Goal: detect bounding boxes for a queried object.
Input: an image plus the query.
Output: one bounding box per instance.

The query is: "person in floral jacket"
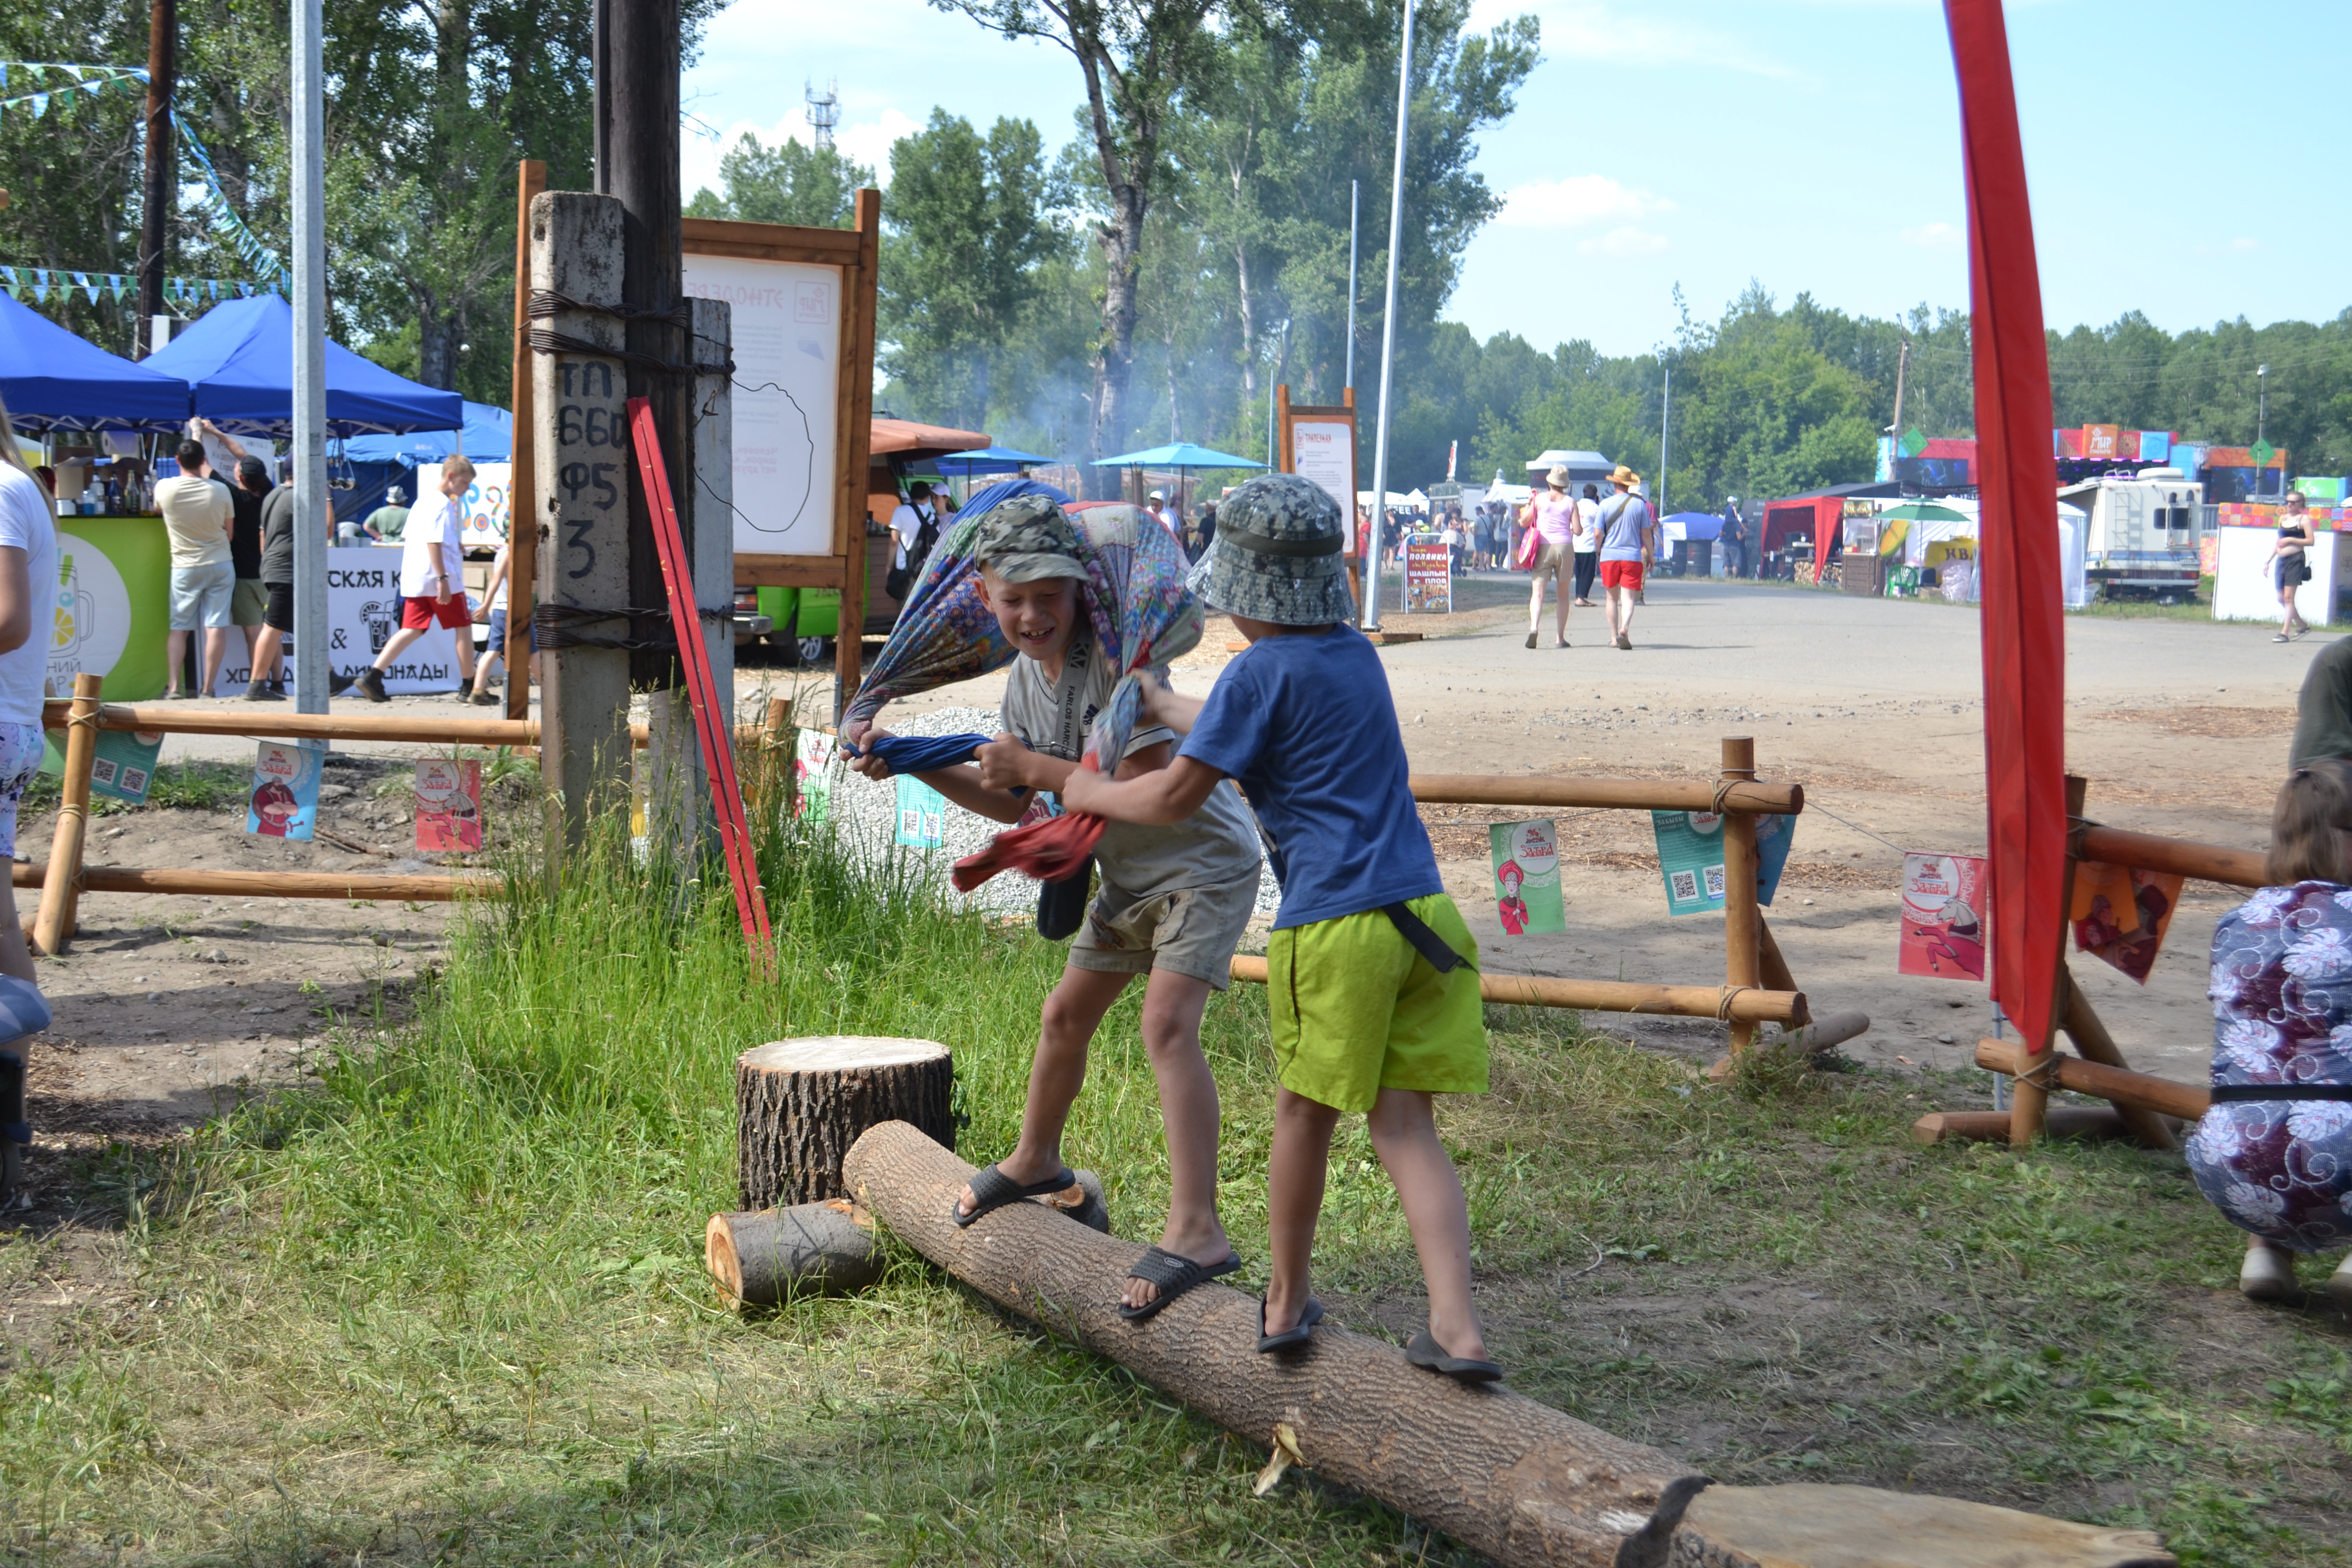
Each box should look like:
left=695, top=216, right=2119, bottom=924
left=2189, top=761, right=2352, bottom=1307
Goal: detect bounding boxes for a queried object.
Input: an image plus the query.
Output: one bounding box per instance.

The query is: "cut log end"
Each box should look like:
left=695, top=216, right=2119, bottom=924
left=736, top=1035, right=953, bottom=1209
left=706, top=1200, right=883, bottom=1306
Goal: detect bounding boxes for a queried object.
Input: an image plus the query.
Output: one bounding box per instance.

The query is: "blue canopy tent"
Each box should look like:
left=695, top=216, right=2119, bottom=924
left=1091, top=442, right=1266, bottom=472
left=1659, top=510, right=1724, bottom=542
left=341, top=400, right=512, bottom=465
left=933, top=444, right=1051, bottom=479
left=143, top=295, right=462, bottom=437
left=0, top=291, right=191, bottom=433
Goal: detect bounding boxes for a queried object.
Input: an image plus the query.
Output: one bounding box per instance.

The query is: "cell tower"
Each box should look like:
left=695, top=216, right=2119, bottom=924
left=805, top=80, right=840, bottom=151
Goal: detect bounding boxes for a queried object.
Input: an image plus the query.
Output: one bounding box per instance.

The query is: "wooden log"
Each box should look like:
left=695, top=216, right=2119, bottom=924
left=2013, top=777, right=2089, bottom=1146
left=42, top=699, right=538, bottom=746
left=737, top=1037, right=954, bottom=1209
left=506, top=157, right=546, bottom=723
left=1974, top=1039, right=2211, bottom=1121
left=1703, top=1009, right=1870, bottom=1082
left=13, top=863, right=491, bottom=901
left=2076, top=824, right=2264, bottom=892
left=1912, top=1107, right=2140, bottom=1146
left=1228, top=954, right=1808, bottom=1026
left=1410, top=773, right=1801, bottom=816
left=1756, top=916, right=1799, bottom=994
left=1721, top=738, right=1762, bottom=1055
left=34, top=674, right=103, bottom=955
left=844, top=1121, right=2171, bottom=1568
left=2062, top=981, right=2174, bottom=1151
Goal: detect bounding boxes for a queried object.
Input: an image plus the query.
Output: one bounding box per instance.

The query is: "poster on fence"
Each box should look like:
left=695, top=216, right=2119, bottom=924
left=1648, top=810, right=1797, bottom=917
left=1899, top=852, right=1987, bottom=980
left=42, top=726, right=164, bottom=804
left=2071, top=859, right=2183, bottom=984
left=1405, top=538, right=1453, bottom=613
left=247, top=740, right=324, bottom=841
left=894, top=774, right=946, bottom=848
left=210, top=546, right=467, bottom=697
left=414, top=759, right=484, bottom=852
left=1488, top=819, right=1566, bottom=935
left=795, top=728, right=840, bottom=825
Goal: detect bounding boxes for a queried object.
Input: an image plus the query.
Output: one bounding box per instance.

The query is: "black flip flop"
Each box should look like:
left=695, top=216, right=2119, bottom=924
left=1255, top=1295, right=1324, bottom=1353
left=1405, top=1329, right=1504, bottom=1384
left=952, top=1162, right=1078, bottom=1228
left=1118, top=1247, right=1242, bottom=1322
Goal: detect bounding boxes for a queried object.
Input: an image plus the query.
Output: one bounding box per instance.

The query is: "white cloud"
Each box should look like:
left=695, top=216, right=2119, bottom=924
left=680, top=108, right=922, bottom=197
left=1497, top=174, right=1674, bottom=230
left=2230, top=236, right=2258, bottom=253
left=1898, top=222, right=1962, bottom=249
left=1576, top=226, right=1670, bottom=257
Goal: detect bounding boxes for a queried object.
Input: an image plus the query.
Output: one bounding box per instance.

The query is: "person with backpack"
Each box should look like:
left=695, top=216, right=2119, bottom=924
left=1596, top=464, right=1654, bottom=650
left=886, top=482, right=942, bottom=604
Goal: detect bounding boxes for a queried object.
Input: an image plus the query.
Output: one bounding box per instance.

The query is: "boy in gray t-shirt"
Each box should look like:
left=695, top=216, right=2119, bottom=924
left=846, top=498, right=1261, bottom=1319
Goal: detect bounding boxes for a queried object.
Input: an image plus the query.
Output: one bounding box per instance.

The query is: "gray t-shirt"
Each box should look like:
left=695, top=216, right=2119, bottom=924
left=1598, top=493, right=1652, bottom=561
left=1001, top=628, right=1263, bottom=897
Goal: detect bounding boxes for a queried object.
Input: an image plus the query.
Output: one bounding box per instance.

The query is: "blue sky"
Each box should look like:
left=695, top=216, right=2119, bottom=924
left=682, top=0, right=2347, bottom=358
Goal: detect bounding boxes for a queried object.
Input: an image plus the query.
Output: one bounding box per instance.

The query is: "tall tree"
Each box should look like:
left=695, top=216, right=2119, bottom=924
left=876, top=110, right=1064, bottom=433
left=686, top=134, right=875, bottom=228
left=932, top=0, right=1219, bottom=494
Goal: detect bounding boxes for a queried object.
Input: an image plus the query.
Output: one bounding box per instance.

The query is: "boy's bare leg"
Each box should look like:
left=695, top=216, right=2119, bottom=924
left=955, top=966, right=1132, bottom=1219
left=0, top=884, right=31, bottom=984
left=1367, top=1087, right=1489, bottom=1362
left=1121, top=967, right=1233, bottom=1310
left=1265, top=1086, right=1342, bottom=1334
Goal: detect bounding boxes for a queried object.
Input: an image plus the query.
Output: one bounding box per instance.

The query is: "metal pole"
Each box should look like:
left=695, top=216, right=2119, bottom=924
left=1363, top=0, right=1413, bottom=632
left=136, top=0, right=175, bottom=358
left=1345, top=179, right=1359, bottom=393
left=290, top=0, right=327, bottom=715
left=1658, top=365, right=1670, bottom=519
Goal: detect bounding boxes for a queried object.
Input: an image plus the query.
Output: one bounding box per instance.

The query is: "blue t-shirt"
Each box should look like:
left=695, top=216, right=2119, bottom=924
left=1178, top=625, right=1442, bottom=929
left=1597, top=493, right=1652, bottom=561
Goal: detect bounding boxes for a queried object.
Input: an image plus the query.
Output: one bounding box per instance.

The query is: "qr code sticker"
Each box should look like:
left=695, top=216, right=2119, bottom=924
left=899, top=808, right=920, bottom=836
left=1669, top=870, right=1699, bottom=901
left=922, top=811, right=943, bottom=840
left=1703, top=864, right=1727, bottom=898
left=91, top=758, right=118, bottom=786
left=122, top=767, right=149, bottom=793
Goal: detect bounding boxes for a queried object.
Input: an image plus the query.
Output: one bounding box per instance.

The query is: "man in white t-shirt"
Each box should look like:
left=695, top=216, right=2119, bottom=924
left=350, top=458, right=475, bottom=701
left=888, top=482, right=938, bottom=571
left=155, top=437, right=236, bottom=698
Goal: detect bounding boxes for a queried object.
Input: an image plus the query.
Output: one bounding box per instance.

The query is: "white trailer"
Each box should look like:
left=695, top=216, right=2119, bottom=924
left=2056, top=467, right=2204, bottom=604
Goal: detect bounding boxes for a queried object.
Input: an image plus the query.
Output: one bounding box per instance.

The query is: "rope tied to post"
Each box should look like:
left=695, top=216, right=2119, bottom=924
left=1715, top=986, right=1754, bottom=1023
left=534, top=600, right=729, bottom=653
left=525, top=326, right=735, bottom=380
left=1710, top=778, right=1738, bottom=816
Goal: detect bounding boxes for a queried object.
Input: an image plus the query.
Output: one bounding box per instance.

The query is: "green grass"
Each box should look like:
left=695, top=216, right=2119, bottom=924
left=1, top=795, right=2347, bottom=1564
left=19, top=757, right=251, bottom=820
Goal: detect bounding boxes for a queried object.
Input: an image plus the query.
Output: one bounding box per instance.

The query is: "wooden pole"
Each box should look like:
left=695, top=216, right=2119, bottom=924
left=2075, top=824, right=2264, bottom=890
left=1411, top=773, right=1800, bottom=815
left=1976, top=1038, right=2210, bottom=1121
left=1721, top=737, right=1761, bottom=1055
left=33, top=674, right=103, bottom=955
left=834, top=188, right=881, bottom=722
left=135, top=0, right=175, bottom=358
left=2062, top=985, right=2174, bottom=1150
left=736, top=1037, right=954, bottom=1209
left=506, top=158, right=546, bottom=721
left=1913, top=1107, right=2137, bottom=1145
left=1228, top=955, right=1806, bottom=1026
left=2012, top=775, right=2086, bottom=1145
left=15, top=864, right=491, bottom=901
left=844, top=1121, right=2172, bottom=1568
left=45, top=700, right=536, bottom=745
left=1756, top=917, right=1799, bottom=994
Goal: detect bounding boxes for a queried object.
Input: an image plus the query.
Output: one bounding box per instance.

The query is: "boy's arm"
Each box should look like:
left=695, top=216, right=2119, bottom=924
left=1058, top=755, right=1225, bottom=826
left=916, top=763, right=1030, bottom=825
left=1140, top=676, right=1205, bottom=736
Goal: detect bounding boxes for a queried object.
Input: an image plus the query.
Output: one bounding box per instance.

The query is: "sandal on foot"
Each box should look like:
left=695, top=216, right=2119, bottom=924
left=1255, top=1295, right=1324, bottom=1353
left=2275, top=633, right=2293, bottom=643
left=1118, top=1246, right=1241, bottom=1321
left=1524, top=631, right=1538, bottom=649
left=952, top=1162, right=1077, bottom=1228
left=1405, top=1329, right=1505, bottom=1383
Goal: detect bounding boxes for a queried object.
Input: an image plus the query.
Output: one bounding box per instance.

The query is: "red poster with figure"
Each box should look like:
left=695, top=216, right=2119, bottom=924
left=1900, top=852, right=1988, bottom=981
left=414, top=758, right=484, bottom=852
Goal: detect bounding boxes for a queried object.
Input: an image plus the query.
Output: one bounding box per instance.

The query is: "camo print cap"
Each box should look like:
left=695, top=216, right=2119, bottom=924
left=971, top=494, right=1089, bottom=583
left=1188, top=473, right=1356, bottom=626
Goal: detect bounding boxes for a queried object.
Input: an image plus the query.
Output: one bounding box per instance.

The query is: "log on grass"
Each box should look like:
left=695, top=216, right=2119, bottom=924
left=736, top=1037, right=953, bottom=1209
left=13, top=863, right=490, bottom=901
left=1973, top=1040, right=2210, bottom=1122
left=844, top=1121, right=2172, bottom=1568
left=1910, top=1107, right=2141, bottom=1146
left=1705, top=1009, right=1870, bottom=1081
left=1228, top=955, right=1808, bottom=1027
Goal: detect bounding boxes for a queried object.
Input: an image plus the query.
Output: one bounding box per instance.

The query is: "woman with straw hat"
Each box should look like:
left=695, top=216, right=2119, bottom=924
left=1517, top=464, right=1578, bottom=649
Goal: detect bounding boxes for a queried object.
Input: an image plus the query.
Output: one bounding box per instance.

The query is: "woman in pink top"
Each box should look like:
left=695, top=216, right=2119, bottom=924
left=1520, top=464, right=1578, bottom=649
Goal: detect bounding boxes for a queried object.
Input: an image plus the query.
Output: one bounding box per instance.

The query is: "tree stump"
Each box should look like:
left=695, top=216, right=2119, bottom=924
left=736, top=1037, right=953, bottom=1209
left=706, top=1200, right=884, bottom=1305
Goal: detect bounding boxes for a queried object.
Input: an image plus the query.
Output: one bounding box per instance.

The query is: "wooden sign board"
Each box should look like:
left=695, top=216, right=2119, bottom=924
left=1276, top=385, right=1358, bottom=557
left=680, top=198, right=882, bottom=703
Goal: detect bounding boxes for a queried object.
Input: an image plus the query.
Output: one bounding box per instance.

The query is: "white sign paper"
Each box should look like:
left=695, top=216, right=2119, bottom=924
left=683, top=254, right=844, bottom=558
left=1291, top=419, right=1356, bottom=556
left=215, top=546, right=463, bottom=696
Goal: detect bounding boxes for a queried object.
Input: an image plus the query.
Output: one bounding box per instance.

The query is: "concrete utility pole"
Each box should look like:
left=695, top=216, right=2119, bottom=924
left=644, top=297, right=735, bottom=854
left=1344, top=179, right=1359, bottom=393
left=136, top=0, right=174, bottom=358
left=290, top=0, right=328, bottom=715
left=1363, top=0, right=1414, bottom=632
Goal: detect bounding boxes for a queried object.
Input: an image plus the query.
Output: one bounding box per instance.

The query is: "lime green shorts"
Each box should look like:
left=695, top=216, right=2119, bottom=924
left=1267, top=893, right=1488, bottom=1113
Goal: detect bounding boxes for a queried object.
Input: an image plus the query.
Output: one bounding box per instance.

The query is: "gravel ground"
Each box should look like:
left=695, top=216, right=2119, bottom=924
left=821, top=704, right=1283, bottom=924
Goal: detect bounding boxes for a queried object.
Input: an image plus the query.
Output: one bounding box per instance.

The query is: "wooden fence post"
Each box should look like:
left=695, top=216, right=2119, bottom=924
left=1721, top=736, right=1761, bottom=1054
left=33, top=673, right=103, bottom=955
left=2010, top=772, right=2087, bottom=1145
left=505, top=158, right=546, bottom=722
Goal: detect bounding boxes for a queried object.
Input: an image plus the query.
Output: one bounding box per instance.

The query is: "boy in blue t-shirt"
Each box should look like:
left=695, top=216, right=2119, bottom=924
left=978, top=474, right=1501, bottom=1380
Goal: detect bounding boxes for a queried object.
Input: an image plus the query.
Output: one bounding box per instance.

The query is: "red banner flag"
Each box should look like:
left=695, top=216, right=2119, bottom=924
left=1946, top=0, right=2066, bottom=1050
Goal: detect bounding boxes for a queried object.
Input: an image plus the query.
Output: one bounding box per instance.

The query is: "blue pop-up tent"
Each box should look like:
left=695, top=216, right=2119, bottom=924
left=1092, top=442, right=1265, bottom=471
left=0, top=291, right=192, bottom=433
left=144, top=295, right=462, bottom=436
left=934, top=444, right=1052, bottom=478
left=341, top=400, right=512, bottom=465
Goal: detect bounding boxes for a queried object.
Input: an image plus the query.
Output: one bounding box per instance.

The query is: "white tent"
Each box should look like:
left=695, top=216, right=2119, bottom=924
left=1357, top=490, right=1416, bottom=508
left=1893, top=498, right=2089, bottom=607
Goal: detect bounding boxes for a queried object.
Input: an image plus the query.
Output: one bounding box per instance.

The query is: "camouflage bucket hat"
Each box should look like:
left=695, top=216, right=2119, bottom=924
left=1192, top=473, right=1356, bottom=626
left=971, top=494, right=1088, bottom=583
